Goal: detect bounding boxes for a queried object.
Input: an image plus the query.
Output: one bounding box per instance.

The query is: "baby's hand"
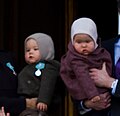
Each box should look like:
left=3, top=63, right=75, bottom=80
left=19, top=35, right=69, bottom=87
left=37, top=102, right=48, bottom=111
left=91, top=96, right=101, bottom=103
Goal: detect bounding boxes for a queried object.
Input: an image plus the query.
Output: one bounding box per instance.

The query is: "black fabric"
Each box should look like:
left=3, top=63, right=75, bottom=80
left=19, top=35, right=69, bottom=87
left=0, top=51, right=18, bottom=97
left=19, top=108, right=48, bottom=116
left=0, top=51, right=26, bottom=116
left=78, top=109, right=110, bottom=116
left=0, top=97, right=26, bottom=116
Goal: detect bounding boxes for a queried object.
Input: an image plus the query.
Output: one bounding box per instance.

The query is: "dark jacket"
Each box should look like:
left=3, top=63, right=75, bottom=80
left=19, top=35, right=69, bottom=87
left=18, top=60, right=60, bottom=107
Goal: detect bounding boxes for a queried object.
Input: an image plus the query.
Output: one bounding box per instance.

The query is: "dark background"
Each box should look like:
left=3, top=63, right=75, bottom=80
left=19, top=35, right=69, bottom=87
left=76, top=0, right=118, bottom=40
left=0, top=0, right=118, bottom=70
left=0, top=0, right=118, bottom=115
left=0, top=0, right=65, bottom=70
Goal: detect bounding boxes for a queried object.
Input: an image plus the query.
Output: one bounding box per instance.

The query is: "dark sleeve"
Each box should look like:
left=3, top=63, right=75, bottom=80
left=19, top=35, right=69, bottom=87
left=114, top=80, right=120, bottom=97
left=0, top=97, right=26, bottom=116
left=72, top=99, right=92, bottom=115
left=37, top=60, right=60, bottom=106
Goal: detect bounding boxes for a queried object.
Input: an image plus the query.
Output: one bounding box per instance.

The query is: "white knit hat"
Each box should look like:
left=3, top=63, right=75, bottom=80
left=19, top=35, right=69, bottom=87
left=71, top=17, right=98, bottom=49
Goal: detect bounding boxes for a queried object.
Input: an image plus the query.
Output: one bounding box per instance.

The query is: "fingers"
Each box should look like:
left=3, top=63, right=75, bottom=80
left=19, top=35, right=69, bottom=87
left=100, top=92, right=111, bottom=109
left=89, top=69, right=97, bottom=78
left=6, top=113, right=10, bottom=116
left=102, top=92, right=111, bottom=99
left=89, top=62, right=106, bottom=72
left=91, top=96, right=101, bottom=102
left=37, top=103, right=47, bottom=111
left=90, top=76, right=96, bottom=80
left=1, top=107, right=4, bottom=113
left=102, top=62, right=106, bottom=71
left=0, top=107, right=5, bottom=116
left=89, top=68, right=98, bottom=72
left=105, top=103, right=111, bottom=108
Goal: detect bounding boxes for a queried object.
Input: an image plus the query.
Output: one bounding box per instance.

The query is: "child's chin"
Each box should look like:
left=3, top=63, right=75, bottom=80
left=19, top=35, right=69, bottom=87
left=82, top=53, right=89, bottom=55
left=28, top=61, right=36, bottom=64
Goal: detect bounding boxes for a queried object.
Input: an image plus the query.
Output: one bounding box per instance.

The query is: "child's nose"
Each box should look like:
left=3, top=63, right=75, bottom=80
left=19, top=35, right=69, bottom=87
left=29, top=49, right=34, bottom=54
left=81, top=43, right=87, bottom=47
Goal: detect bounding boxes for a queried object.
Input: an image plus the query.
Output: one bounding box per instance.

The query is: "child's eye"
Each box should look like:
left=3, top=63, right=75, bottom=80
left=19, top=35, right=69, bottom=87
left=26, top=49, right=30, bottom=52
left=86, top=41, right=89, bottom=43
left=77, top=41, right=81, bottom=43
left=34, top=48, right=39, bottom=50
left=86, top=40, right=91, bottom=43
left=76, top=40, right=81, bottom=43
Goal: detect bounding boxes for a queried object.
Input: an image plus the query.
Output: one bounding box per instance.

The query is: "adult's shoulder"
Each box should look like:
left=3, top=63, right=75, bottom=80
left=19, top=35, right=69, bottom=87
left=102, top=38, right=114, bottom=45
left=101, top=38, right=115, bottom=51
left=102, top=35, right=120, bottom=46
